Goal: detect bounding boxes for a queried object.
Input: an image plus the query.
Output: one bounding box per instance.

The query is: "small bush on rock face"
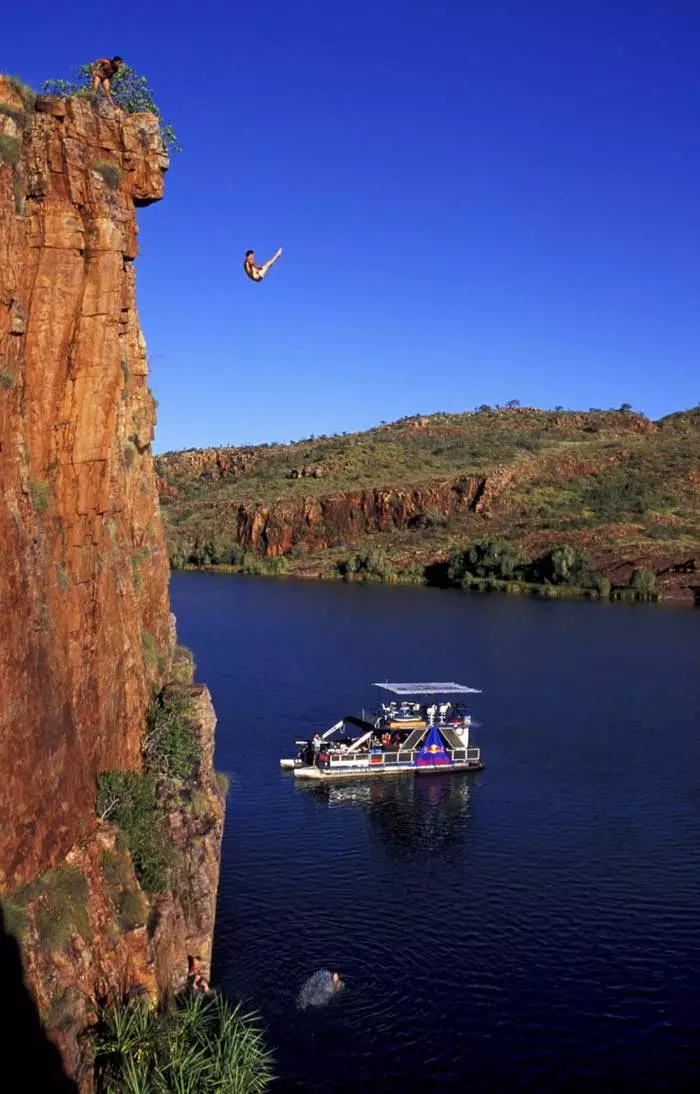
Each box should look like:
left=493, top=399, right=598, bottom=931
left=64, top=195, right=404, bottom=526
left=143, top=690, right=200, bottom=782
left=97, top=771, right=171, bottom=894
left=94, top=159, right=122, bottom=189
left=629, top=568, right=658, bottom=599
left=29, top=476, right=51, bottom=512
left=0, top=133, right=21, bottom=166
left=102, top=850, right=147, bottom=931
left=33, top=866, right=92, bottom=952
left=0, top=100, right=29, bottom=127
left=1, top=75, right=36, bottom=111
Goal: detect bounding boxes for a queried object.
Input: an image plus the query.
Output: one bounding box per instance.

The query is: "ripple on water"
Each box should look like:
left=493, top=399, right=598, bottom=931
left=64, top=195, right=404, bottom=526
left=171, top=574, right=700, bottom=1093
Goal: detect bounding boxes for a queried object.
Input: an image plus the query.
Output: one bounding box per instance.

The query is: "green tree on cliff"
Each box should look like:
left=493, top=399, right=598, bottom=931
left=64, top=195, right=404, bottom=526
left=43, top=63, right=179, bottom=151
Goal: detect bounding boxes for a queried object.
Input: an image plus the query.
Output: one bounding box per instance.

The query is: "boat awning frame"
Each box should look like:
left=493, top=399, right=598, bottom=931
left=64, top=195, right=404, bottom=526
left=373, top=682, right=482, bottom=696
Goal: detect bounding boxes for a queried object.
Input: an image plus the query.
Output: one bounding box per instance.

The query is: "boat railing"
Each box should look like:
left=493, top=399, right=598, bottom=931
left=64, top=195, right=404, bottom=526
left=324, top=746, right=481, bottom=768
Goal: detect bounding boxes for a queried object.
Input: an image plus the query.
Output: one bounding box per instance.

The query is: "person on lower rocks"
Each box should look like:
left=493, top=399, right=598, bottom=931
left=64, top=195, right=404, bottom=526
left=244, top=247, right=283, bottom=283
left=91, top=56, right=124, bottom=107
left=187, top=954, right=211, bottom=998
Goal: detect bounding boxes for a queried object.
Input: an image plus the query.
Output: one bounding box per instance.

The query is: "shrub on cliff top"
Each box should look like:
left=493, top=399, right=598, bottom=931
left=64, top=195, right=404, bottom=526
left=97, top=771, right=171, bottom=894
left=43, top=63, right=180, bottom=152
left=0, top=74, right=36, bottom=111
left=94, top=993, right=273, bottom=1094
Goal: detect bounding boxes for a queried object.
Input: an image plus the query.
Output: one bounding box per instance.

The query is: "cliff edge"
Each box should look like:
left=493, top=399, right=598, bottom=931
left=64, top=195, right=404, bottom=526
left=0, top=78, right=223, bottom=1086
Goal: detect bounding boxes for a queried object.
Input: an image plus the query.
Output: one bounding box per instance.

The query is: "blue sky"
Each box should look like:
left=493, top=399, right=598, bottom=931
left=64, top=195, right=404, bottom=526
left=7, top=0, right=700, bottom=450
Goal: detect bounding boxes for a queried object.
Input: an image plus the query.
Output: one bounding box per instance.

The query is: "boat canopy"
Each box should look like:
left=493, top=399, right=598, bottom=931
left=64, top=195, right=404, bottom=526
left=373, top=682, right=481, bottom=696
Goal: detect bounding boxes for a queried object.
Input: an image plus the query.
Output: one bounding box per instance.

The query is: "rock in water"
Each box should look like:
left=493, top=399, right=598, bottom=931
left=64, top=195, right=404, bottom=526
left=297, top=969, right=337, bottom=1010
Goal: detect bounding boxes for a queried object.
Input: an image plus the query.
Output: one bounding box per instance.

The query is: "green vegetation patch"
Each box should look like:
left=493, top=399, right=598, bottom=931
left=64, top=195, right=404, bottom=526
left=143, top=690, right=200, bottom=781
left=131, top=547, right=149, bottom=590
left=32, top=866, right=92, bottom=952
left=46, top=986, right=82, bottom=1032
left=43, top=62, right=180, bottom=152
left=29, top=475, right=51, bottom=513
left=97, top=771, right=171, bottom=894
left=0, top=133, right=21, bottom=166
left=215, top=771, right=230, bottom=797
left=0, top=368, right=14, bottom=391
left=1, top=75, right=36, bottom=111
left=94, top=992, right=273, bottom=1093
left=93, top=159, right=122, bottom=190
left=102, top=850, right=147, bottom=931
left=170, top=644, right=195, bottom=685
left=0, top=100, right=29, bottom=128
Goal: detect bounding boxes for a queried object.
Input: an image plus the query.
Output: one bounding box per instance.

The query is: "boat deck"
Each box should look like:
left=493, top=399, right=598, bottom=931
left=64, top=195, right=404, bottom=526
left=294, top=758, right=484, bottom=781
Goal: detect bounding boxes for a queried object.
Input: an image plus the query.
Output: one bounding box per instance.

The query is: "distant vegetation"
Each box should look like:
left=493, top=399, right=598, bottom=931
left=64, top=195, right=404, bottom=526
left=156, top=406, right=700, bottom=602
left=333, top=538, right=660, bottom=602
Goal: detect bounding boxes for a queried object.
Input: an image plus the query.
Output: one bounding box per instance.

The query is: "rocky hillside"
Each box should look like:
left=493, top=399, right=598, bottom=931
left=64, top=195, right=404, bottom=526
left=0, top=77, right=222, bottom=1087
left=156, top=406, right=700, bottom=600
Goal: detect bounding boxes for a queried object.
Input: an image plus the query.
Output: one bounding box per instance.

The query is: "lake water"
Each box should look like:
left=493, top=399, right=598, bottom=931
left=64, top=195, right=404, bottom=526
left=170, top=573, right=700, bottom=1092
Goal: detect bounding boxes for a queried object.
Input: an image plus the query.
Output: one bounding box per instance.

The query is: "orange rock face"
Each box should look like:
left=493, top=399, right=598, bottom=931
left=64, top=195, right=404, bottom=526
left=0, top=80, right=170, bottom=888
left=1, top=82, right=223, bottom=1086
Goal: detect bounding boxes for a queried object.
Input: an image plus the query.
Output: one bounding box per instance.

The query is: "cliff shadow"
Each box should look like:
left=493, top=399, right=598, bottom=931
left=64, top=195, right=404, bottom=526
left=0, top=907, right=78, bottom=1091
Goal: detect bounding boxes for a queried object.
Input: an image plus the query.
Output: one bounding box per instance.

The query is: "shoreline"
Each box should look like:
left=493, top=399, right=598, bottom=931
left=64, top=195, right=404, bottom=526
left=171, top=563, right=697, bottom=606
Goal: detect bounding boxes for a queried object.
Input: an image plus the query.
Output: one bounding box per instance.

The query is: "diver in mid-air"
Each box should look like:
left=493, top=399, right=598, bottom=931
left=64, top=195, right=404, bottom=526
left=243, top=247, right=283, bottom=283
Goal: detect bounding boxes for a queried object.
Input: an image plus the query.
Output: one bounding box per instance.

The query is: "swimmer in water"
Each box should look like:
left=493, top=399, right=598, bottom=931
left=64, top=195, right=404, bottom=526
left=297, top=968, right=343, bottom=1009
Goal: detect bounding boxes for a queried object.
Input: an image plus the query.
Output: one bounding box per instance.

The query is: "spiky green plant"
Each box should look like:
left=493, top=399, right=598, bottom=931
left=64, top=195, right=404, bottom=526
left=94, top=993, right=273, bottom=1093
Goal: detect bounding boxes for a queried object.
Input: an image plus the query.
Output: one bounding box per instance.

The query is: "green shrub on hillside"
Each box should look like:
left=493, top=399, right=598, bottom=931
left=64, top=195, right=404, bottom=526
left=447, top=539, right=531, bottom=583
left=338, top=548, right=398, bottom=583
left=629, top=568, right=658, bottom=600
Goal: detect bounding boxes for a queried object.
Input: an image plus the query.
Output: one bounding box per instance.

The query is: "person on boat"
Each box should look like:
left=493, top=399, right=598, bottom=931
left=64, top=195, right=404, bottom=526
left=187, top=955, right=211, bottom=998
left=296, top=969, right=343, bottom=1010
left=244, top=247, right=283, bottom=283
left=91, top=56, right=124, bottom=107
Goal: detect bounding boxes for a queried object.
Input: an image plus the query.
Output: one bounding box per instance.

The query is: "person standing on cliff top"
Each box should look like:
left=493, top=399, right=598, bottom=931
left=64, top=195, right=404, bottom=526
left=244, top=247, right=283, bottom=283
left=91, top=56, right=124, bottom=107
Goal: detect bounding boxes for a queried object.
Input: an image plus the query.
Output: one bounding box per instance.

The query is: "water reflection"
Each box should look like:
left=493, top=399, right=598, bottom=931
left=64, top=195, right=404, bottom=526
left=299, top=772, right=479, bottom=856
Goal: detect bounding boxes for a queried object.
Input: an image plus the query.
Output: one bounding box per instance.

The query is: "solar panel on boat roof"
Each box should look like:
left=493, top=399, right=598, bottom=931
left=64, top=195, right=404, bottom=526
left=373, top=682, right=481, bottom=695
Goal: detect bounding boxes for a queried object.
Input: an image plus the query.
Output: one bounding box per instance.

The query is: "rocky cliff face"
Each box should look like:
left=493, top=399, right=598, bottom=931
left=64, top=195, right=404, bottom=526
left=0, top=79, right=222, bottom=1086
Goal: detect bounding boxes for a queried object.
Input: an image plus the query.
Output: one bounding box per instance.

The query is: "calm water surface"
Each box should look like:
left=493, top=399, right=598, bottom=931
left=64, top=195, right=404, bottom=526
left=171, top=573, right=700, bottom=1092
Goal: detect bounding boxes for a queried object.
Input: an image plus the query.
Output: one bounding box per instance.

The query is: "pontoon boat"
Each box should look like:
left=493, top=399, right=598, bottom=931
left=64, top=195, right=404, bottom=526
left=281, top=682, right=484, bottom=781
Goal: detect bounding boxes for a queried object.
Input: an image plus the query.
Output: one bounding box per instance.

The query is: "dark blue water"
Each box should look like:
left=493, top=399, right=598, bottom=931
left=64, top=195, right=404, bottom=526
left=171, top=573, right=700, bottom=1092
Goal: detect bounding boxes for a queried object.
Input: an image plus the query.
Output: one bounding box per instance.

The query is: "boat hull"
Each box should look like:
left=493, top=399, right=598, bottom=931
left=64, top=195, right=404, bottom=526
left=294, top=760, right=485, bottom=781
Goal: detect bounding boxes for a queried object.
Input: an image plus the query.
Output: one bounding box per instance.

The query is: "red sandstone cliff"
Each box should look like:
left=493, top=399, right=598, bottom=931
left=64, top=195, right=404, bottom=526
left=0, top=79, right=222, bottom=1085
